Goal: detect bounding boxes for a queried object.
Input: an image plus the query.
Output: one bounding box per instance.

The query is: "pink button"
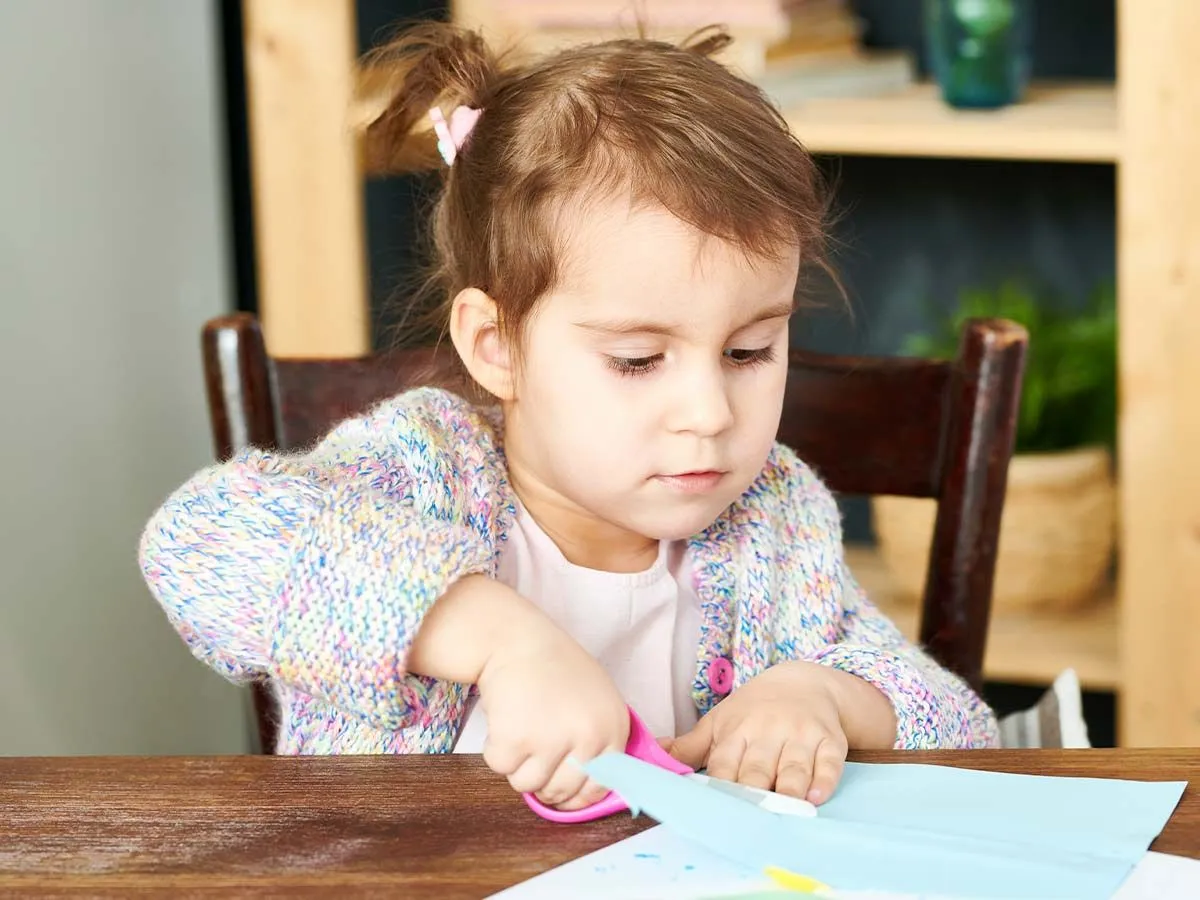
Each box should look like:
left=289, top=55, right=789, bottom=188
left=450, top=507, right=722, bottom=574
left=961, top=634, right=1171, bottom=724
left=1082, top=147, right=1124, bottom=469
left=707, top=657, right=734, bottom=695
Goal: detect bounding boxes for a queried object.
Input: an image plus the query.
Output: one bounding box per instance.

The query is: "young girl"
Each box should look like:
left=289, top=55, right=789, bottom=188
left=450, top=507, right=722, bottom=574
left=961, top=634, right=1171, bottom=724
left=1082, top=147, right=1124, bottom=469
left=139, top=22, right=998, bottom=814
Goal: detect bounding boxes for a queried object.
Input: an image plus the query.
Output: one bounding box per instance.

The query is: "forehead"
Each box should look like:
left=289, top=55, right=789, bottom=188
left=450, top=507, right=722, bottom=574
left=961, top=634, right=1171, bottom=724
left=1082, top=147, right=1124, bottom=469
left=548, top=196, right=800, bottom=322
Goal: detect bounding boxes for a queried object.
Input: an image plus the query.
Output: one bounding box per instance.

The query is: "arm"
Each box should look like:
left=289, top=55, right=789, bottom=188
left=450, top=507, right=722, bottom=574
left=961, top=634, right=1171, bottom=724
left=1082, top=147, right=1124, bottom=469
left=807, top=560, right=1000, bottom=749
left=771, top=448, right=1000, bottom=750
left=138, top=388, right=506, bottom=730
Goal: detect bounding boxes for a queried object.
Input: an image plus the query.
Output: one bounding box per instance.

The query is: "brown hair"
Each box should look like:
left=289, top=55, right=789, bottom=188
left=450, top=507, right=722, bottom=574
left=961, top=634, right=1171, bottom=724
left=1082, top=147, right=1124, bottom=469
left=365, top=21, right=834, bottom=351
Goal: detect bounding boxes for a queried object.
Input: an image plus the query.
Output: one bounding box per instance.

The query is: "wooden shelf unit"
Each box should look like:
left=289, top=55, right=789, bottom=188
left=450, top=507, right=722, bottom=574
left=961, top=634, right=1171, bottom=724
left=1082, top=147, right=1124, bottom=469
left=353, top=78, right=1119, bottom=175
left=783, top=81, right=1118, bottom=163
left=239, top=0, right=1200, bottom=747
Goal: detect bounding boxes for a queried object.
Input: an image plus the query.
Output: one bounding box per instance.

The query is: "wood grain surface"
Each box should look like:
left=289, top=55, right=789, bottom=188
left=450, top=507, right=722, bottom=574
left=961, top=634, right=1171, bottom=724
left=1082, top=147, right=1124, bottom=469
left=3, top=750, right=1196, bottom=898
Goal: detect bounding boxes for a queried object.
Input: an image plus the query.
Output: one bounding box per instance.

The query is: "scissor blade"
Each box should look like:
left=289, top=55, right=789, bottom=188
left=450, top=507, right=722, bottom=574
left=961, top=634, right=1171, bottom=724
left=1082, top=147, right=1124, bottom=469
left=685, top=772, right=817, bottom=817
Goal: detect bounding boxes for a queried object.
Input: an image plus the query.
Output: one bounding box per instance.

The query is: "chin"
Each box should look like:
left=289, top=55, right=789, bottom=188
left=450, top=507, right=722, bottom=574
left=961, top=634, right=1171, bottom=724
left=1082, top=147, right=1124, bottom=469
left=631, top=502, right=731, bottom=542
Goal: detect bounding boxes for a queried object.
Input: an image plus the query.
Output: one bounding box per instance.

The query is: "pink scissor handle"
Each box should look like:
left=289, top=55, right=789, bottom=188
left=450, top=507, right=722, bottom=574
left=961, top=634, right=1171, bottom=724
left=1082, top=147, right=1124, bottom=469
left=522, top=706, right=693, bottom=823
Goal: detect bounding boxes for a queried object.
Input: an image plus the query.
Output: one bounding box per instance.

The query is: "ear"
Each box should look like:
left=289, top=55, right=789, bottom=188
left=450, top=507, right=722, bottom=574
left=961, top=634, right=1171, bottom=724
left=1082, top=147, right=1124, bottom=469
left=448, top=287, right=516, bottom=401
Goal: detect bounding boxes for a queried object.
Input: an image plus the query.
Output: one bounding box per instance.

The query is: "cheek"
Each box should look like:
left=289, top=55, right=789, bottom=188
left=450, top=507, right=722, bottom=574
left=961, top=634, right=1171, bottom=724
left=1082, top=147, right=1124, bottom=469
left=523, top=341, right=643, bottom=446
left=734, top=361, right=788, bottom=443
left=530, top=342, right=613, bottom=412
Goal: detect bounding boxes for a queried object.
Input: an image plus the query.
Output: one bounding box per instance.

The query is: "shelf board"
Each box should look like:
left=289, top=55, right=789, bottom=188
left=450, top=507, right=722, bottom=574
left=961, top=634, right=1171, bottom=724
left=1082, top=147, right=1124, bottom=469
left=845, top=545, right=1119, bottom=691
left=354, top=74, right=1118, bottom=174
left=784, top=81, right=1119, bottom=163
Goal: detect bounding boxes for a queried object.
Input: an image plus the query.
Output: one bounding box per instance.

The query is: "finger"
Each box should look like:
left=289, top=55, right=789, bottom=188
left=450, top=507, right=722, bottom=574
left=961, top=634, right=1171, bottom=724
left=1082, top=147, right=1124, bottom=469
left=668, top=713, right=716, bottom=769
left=805, top=735, right=848, bottom=805
left=774, top=738, right=816, bottom=800
left=735, top=736, right=785, bottom=791
left=554, top=776, right=611, bottom=811
left=703, top=732, right=747, bottom=783
left=482, top=738, right=529, bottom=778
left=533, top=755, right=589, bottom=808
left=576, top=777, right=612, bottom=806
left=557, top=730, right=626, bottom=808
left=506, top=750, right=564, bottom=796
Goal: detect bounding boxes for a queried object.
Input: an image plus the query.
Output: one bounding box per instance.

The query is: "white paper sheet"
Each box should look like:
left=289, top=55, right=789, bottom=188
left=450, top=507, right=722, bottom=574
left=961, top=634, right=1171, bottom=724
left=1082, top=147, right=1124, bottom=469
left=1111, top=851, right=1200, bottom=900
left=489, top=825, right=771, bottom=899
left=490, top=827, right=1200, bottom=900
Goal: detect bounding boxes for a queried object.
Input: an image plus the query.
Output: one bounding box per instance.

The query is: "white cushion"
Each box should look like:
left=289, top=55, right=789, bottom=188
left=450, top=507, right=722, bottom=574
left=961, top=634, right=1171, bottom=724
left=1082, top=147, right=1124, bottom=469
left=997, top=669, right=1091, bottom=749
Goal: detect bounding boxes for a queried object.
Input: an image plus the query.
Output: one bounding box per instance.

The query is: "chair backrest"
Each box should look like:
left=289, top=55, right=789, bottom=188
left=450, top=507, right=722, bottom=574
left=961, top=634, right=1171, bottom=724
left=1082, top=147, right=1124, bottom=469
left=201, top=312, right=1026, bottom=753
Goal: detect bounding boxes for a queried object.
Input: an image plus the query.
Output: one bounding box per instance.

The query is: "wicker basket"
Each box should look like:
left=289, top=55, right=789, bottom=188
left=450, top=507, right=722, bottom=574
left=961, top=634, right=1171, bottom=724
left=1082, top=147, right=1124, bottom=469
left=870, top=446, right=1116, bottom=612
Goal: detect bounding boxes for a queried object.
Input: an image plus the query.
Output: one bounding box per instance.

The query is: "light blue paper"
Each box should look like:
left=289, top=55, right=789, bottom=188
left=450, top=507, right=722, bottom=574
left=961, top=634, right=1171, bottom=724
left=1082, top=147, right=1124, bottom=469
left=823, top=761, right=1185, bottom=861
left=584, top=754, right=1186, bottom=900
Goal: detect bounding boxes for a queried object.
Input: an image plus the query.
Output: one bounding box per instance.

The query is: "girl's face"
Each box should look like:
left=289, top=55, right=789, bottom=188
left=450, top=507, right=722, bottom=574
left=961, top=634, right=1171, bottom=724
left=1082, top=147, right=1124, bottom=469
left=499, top=199, right=798, bottom=563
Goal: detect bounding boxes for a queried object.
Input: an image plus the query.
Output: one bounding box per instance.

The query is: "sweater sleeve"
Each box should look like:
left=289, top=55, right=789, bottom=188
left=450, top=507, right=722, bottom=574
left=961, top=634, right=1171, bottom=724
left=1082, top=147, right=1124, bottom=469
left=772, top=449, right=1000, bottom=750
left=804, top=560, right=1000, bottom=749
left=137, top=389, right=503, bottom=731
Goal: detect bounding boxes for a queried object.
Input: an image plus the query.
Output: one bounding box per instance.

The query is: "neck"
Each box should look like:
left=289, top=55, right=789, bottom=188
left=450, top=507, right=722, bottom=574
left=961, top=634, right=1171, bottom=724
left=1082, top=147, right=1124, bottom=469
left=506, top=462, right=659, bottom=574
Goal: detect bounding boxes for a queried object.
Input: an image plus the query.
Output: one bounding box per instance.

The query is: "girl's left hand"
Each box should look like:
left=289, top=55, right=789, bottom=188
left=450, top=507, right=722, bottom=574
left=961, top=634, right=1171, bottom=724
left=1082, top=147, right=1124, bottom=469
left=664, top=661, right=890, bottom=805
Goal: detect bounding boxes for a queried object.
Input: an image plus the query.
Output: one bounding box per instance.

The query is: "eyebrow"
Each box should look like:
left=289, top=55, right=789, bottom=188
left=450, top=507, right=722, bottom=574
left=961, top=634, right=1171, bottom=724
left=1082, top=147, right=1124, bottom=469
left=574, top=300, right=795, bottom=337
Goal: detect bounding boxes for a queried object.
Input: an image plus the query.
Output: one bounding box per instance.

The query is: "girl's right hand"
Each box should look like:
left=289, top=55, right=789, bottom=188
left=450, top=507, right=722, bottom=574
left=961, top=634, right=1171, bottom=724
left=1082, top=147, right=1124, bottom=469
left=476, top=603, right=630, bottom=811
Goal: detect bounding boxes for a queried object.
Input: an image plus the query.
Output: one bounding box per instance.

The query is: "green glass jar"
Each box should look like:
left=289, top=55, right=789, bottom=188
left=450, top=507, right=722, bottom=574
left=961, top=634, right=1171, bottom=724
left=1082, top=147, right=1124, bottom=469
left=925, top=0, right=1033, bottom=108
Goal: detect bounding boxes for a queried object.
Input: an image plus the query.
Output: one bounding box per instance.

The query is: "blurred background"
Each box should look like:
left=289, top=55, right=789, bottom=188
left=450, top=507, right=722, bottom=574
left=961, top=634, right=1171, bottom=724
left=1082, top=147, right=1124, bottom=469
left=1, top=0, right=1192, bottom=756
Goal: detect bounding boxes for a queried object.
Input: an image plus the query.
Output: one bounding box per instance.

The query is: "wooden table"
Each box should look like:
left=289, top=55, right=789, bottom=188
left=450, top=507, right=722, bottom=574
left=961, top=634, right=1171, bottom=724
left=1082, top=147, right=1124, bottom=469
left=3, top=750, right=1197, bottom=898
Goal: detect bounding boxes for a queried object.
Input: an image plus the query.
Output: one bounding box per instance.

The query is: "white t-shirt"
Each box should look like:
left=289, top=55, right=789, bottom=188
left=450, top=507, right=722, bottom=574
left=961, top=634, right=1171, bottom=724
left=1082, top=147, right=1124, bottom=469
left=452, top=502, right=703, bottom=752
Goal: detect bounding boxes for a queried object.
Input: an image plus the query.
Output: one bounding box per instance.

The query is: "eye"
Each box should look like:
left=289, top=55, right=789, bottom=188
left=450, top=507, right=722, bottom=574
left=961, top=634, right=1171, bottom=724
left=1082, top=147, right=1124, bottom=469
left=606, top=354, right=664, bottom=376
left=724, top=347, right=777, bottom=367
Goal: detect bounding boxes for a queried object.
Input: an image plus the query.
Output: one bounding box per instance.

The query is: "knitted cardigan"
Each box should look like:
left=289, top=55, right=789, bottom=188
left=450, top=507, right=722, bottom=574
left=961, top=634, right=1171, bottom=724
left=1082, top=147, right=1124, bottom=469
left=139, top=387, right=999, bottom=754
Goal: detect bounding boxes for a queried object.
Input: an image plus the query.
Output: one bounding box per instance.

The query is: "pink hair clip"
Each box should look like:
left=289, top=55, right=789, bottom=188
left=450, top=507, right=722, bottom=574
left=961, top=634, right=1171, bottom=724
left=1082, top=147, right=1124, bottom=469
left=429, top=104, right=482, bottom=166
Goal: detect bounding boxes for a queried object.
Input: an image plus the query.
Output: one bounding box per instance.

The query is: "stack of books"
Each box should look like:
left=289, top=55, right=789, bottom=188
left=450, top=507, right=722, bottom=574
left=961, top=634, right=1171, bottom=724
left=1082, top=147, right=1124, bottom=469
left=769, top=0, right=865, bottom=62
left=755, top=0, right=916, bottom=105
left=478, top=0, right=791, bottom=76
left=456, top=1, right=915, bottom=100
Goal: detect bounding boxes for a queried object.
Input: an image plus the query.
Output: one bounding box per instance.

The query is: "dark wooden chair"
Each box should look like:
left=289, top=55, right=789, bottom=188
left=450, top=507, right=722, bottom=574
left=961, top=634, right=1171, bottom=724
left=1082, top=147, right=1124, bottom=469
left=201, top=312, right=1026, bottom=754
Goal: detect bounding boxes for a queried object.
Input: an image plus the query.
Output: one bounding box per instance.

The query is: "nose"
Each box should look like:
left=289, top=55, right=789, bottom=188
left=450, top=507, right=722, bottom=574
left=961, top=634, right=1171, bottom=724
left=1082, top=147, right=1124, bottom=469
left=666, top=363, right=735, bottom=437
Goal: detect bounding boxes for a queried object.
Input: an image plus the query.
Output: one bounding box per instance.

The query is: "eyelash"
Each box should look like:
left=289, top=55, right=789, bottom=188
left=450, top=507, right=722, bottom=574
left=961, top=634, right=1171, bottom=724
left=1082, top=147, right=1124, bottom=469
left=606, top=347, right=777, bottom=377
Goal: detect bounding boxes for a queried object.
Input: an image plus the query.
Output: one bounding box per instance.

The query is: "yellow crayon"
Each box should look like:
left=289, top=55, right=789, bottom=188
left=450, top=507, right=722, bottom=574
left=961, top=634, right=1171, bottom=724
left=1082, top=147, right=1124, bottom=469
left=763, top=864, right=833, bottom=895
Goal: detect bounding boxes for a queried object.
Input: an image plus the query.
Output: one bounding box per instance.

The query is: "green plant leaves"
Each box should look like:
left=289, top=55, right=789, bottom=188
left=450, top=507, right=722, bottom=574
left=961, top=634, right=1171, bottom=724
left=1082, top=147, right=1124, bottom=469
left=900, top=279, right=1116, bottom=453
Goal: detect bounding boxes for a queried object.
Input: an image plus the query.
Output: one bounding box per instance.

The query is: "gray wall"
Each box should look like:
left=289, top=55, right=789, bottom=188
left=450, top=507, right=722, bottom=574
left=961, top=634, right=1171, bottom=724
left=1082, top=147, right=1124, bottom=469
left=0, top=0, right=251, bottom=755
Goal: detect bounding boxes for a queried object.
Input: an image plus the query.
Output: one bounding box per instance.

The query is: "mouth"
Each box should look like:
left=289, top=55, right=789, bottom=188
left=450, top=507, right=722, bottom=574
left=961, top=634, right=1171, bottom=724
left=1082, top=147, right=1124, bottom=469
left=654, top=470, right=726, bottom=493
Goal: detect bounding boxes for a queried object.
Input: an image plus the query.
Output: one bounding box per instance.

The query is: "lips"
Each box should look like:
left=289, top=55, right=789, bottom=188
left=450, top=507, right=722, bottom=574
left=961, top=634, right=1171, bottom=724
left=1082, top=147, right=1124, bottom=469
left=655, top=470, right=725, bottom=493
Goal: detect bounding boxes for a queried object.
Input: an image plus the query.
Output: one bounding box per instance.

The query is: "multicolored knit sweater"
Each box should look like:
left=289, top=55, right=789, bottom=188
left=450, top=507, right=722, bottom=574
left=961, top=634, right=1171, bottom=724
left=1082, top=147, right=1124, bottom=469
left=139, top=387, right=999, bottom=754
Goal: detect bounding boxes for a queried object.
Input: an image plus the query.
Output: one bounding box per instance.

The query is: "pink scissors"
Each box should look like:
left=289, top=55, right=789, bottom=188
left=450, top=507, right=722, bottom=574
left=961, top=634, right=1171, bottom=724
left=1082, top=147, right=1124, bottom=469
left=522, top=706, right=816, bottom=823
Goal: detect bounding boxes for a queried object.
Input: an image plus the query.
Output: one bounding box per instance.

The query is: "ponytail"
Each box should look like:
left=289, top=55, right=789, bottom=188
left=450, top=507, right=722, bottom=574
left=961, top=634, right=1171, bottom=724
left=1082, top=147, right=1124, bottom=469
left=362, top=22, right=500, bottom=174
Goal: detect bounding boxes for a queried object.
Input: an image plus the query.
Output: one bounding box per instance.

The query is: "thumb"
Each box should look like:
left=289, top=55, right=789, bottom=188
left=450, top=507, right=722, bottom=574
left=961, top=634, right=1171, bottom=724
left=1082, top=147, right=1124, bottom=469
left=668, top=714, right=715, bottom=769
